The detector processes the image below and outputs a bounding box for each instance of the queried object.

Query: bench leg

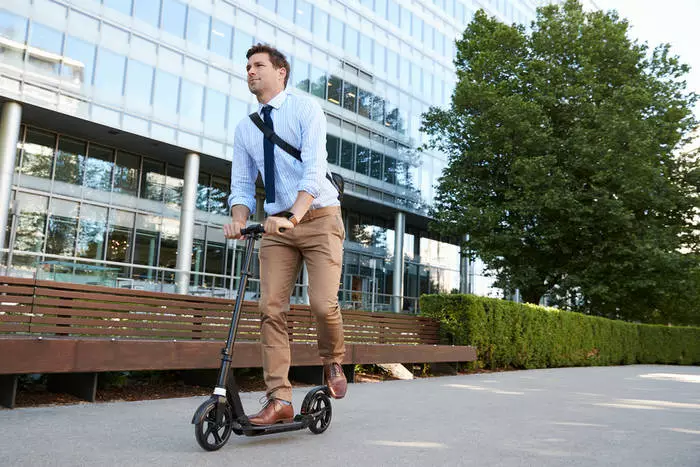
[47,373,98,402]
[430,362,458,375]
[289,365,355,386]
[0,375,18,409]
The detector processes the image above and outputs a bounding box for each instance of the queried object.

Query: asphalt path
[1,365,698,466]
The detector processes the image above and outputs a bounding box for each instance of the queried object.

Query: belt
[271,206,340,224]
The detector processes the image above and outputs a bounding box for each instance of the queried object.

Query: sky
[595,0,700,116]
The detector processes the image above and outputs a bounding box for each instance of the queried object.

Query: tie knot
[261,105,272,117]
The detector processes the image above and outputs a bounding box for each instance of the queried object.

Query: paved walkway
[1,365,699,466]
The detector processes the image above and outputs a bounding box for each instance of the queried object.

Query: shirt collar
[258,89,288,114]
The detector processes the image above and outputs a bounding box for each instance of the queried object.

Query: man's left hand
[264,216,294,235]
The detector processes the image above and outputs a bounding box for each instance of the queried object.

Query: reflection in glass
[209,176,229,215]
[133,0,161,27]
[355,145,370,176]
[309,66,326,99]
[85,145,114,191]
[76,204,107,260]
[153,69,180,120]
[125,59,154,109]
[27,23,63,77]
[20,129,55,179]
[210,19,232,58]
[46,199,79,257]
[54,137,86,185]
[196,173,210,211]
[312,8,328,40]
[326,134,340,165]
[94,48,126,99]
[161,0,187,38]
[186,7,210,48]
[113,151,139,195]
[180,79,204,123]
[159,218,179,274]
[342,82,357,112]
[383,156,397,184]
[340,141,354,171]
[371,95,385,123]
[164,165,184,206]
[141,158,165,201]
[134,218,159,280]
[358,89,371,119]
[107,209,134,263]
[295,0,312,30]
[292,58,310,92]
[62,35,95,88]
[13,192,48,260]
[0,10,27,68]
[326,75,342,105]
[370,150,383,179]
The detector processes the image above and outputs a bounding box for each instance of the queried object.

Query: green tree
[422,0,700,324]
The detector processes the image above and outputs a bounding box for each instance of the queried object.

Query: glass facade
[0,0,543,308]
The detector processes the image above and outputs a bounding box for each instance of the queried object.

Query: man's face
[246,52,285,96]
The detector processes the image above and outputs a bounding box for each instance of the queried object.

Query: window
[76,204,108,260]
[400,7,411,36]
[370,150,383,179]
[153,69,180,120]
[94,48,126,99]
[424,24,434,50]
[312,8,328,40]
[277,0,294,21]
[258,0,275,12]
[342,82,357,112]
[309,66,326,99]
[164,165,184,206]
[113,151,140,196]
[327,75,342,105]
[375,0,387,18]
[209,176,229,215]
[161,0,187,38]
[344,25,359,57]
[141,158,165,201]
[386,49,398,80]
[103,0,133,16]
[387,0,399,26]
[62,36,96,87]
[133,0,161,27]
[13,192,47,257]
[340,140,355,171]
[227,98,249,139]
[356,145,370,176]
[371,95,385,123]
[295,0,312,30]
[46,199,79,257]
[133,214,159,276]
[0,9,27,42]
[292,57,310,92]
[412,63,421,94]
[27,23,63,77]
[374,43,385,73]
[125,59,154,109]
[359,34,372,64]
[383,155,396,184]
[20,129,55,179]
[210,20,232,58]
[186,7,210,48]
[329,16,343,48]
[54,137,86,185]
[358,89,372,119]
[85,145,114,191]
[232,30,253,70]
[326,134,340,165]
[107,209,134,263]
[180,79,204,123]
[204,88,228,135]
[412,15,423,42]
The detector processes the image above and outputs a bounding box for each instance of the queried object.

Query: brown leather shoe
[247,399,294,426]
[324,362,347,399]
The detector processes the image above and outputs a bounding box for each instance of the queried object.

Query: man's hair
[246,43,290,88]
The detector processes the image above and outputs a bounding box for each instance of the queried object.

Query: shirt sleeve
[297,99,327,198]
[228,123,258,215]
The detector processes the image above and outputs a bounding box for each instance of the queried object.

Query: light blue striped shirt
[227,90,340,216]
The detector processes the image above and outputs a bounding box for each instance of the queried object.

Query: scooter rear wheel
[194,401,234,451]
[306,391,332,434]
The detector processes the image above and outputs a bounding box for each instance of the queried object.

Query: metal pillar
[175,152,200,294]
[301,262,309,305]
[0,102,22,255]
[392,211,405,313]
[459,234,473,294]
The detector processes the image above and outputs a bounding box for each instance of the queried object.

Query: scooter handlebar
[240,224,265,236]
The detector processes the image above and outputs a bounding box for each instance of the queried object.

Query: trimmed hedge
[420,294,700,369]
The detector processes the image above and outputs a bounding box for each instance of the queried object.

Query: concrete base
[0,374,18,408]
[47,373,98,402]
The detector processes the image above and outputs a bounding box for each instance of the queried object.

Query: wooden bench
[0,277,476,408]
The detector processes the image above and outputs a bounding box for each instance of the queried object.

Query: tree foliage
[422,0,700,324]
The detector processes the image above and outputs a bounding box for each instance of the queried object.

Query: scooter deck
[238,419,308,436]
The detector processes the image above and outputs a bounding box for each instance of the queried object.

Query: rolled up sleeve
[297,100,327,198]
[228,124,257,215]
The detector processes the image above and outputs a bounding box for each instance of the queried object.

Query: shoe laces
[330,363,342,378]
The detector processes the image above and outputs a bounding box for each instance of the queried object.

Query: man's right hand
[223,220,247,240]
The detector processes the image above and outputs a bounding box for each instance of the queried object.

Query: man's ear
[278,66,287,83]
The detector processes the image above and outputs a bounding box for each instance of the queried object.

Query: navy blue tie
[261,105,275,204]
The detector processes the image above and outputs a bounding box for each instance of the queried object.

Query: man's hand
[263,216,294,236]
[223,220,247,240]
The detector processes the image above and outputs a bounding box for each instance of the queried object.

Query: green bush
[421,294,700,369]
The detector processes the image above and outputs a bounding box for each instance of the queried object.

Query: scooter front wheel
[194,400,234,451]
[305,390,332,434]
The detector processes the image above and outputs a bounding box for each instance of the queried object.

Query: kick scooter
[192,223,332,451]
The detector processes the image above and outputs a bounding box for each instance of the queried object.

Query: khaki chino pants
[258,206,345,402]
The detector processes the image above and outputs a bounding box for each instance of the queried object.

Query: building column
[459,234,473,294]
[392,211,405,313]
[175,152,200,294]
[0,102,22,255]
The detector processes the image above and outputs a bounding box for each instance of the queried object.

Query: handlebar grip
[240,224,265,236]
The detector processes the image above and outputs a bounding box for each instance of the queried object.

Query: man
[224,44,347,426]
